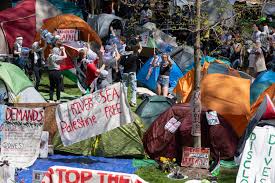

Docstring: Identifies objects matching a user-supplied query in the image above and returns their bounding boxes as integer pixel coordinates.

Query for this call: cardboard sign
[0,106,44,168]
[206,111,220,126]
[56,83,132,146]
[164,117,181,133]
[236,126,275,183]
[181,147,210,169]
[57,29,79,42]
[42,166,147,183]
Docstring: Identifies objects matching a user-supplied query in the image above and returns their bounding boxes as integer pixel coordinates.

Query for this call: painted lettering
[264,157,272,166]
[262,167,271,177]
[98,172,108,183]
[268,134,275,145]
[65,170,80,183]
[243,160,251,169]
[56,168,66,183]
[80,171,92,183]
[108,174,119,183]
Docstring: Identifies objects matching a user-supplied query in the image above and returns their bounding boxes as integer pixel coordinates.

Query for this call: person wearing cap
[120,42,142,107]
[248,40,267,77]
[13,36,24,69]
[47,46,67,103]
[90,70,110,92]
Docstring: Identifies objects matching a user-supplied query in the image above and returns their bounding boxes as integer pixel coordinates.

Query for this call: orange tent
[35,14,102,57]
[200,74,250,137]
[250,84,275,119]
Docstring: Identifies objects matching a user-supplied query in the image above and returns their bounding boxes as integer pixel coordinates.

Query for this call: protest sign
[42,166,147,183]
[181,147,210,169]
[206,111,220,126]
[0,106,44,168]
[236,126,275,183]
[56,82,132,146]
[57,29,79,42]
[140,32,150,47]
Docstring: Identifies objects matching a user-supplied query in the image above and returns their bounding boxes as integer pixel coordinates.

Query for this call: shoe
[55,100,61,103]
[48,100,55,103]
[129,102,137,107]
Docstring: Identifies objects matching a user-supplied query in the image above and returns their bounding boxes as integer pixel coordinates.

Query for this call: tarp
[17,155,138,183]
[137,56,183,92]
[0,62,45,103]
[263,2,275,16]
[0,0,61,54]
[53,113,145,157]
[250,71,275,105]
[135,96,175,129]
[88,14,123,39]
[200,73,250,137]
[143,104,238,161]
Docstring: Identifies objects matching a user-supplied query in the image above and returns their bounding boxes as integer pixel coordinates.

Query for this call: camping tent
[173,61,253,103]
[135,96,175,129]
[143,103,238,161]
[0,62,45,103]
[88,14,123,39]
[53,113,145,157]
[200,73,250,137]
[250,71,275,105]
[137,56,183,92]
[0,0,62,54]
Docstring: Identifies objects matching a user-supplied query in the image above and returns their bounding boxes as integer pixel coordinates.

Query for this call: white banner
[236,126,275,183]
[42,166,147,183]
[0,106,44,168]
[57,29,79,42]
[56,83,132,146]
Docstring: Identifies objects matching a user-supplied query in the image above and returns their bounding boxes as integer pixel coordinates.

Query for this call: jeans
[33,66,41,90]
[49,70,61,100]
[122,72,137,104]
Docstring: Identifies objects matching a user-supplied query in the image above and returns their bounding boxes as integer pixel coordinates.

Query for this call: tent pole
[192,0,201,148]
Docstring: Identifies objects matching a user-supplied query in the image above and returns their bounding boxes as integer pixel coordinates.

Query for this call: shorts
[157,76,169,87]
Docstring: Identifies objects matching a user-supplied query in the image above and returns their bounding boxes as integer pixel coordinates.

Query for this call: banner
[57,29,79,42]
[236,126,275,183]
[56,83,132,146]
[42,166,147,183]
[0,106,44,168]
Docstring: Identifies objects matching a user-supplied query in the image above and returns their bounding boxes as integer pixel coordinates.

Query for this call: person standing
[154,54,173,97]
[13,36,24,69]
[120,43,142,107]
[47,46,67,103]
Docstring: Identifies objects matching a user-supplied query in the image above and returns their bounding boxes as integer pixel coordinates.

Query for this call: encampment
[0,62,45,103]
[0,0,61,54]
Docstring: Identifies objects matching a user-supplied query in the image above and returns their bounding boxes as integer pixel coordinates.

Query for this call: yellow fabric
[201,74,250,137]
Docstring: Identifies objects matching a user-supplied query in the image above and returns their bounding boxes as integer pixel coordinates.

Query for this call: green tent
[135,96,175,129]
[53,113,145,157]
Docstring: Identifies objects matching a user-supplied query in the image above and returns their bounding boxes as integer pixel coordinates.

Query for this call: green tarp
[0,62,32,95]
[53,113,145,157]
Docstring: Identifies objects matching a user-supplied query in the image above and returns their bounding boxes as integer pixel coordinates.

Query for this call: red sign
[181,147,210,169]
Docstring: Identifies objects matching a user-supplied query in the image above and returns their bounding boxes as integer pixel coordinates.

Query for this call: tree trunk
[0,0,12,11]
[192,0,202,148]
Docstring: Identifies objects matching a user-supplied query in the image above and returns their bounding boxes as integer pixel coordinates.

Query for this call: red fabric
[143,104,239,161]
[262,95,275,120]
[0,0,36,51]
[86,63,98,86]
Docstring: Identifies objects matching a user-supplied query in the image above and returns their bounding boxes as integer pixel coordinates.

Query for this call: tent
[263,2,275,17]
[200,73,250,137]
[143,103,238,161]
[0,0,62,54]
[88,14,123,39]
[135,96,175,129]
[250,71,275,105]
[0,62,45,103]
[53,113,145,157]
[173,61,253,103]
[137,56,183,92]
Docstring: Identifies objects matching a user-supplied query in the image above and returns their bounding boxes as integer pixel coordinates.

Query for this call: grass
[39,72,237,182]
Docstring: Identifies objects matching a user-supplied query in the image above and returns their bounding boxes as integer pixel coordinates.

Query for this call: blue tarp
[17,155,137,183]
[250,71,275,105]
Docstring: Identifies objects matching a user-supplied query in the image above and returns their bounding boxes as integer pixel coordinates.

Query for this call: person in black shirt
[120,43,142,107]
[154,53,172,97]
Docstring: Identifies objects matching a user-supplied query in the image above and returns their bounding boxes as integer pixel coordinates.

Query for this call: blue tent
[250,71,275,105]
[137,56,183,92]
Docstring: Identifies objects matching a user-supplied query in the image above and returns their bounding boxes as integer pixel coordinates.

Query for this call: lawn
[39,72,237,182]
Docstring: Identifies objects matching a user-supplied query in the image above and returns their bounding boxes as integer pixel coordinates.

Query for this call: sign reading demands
[181,147,210,169]
[57,29,79,42]
[0,106,44,168]
[236,126,275,183]
[42,166,147,183]
[56,83,132,146]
